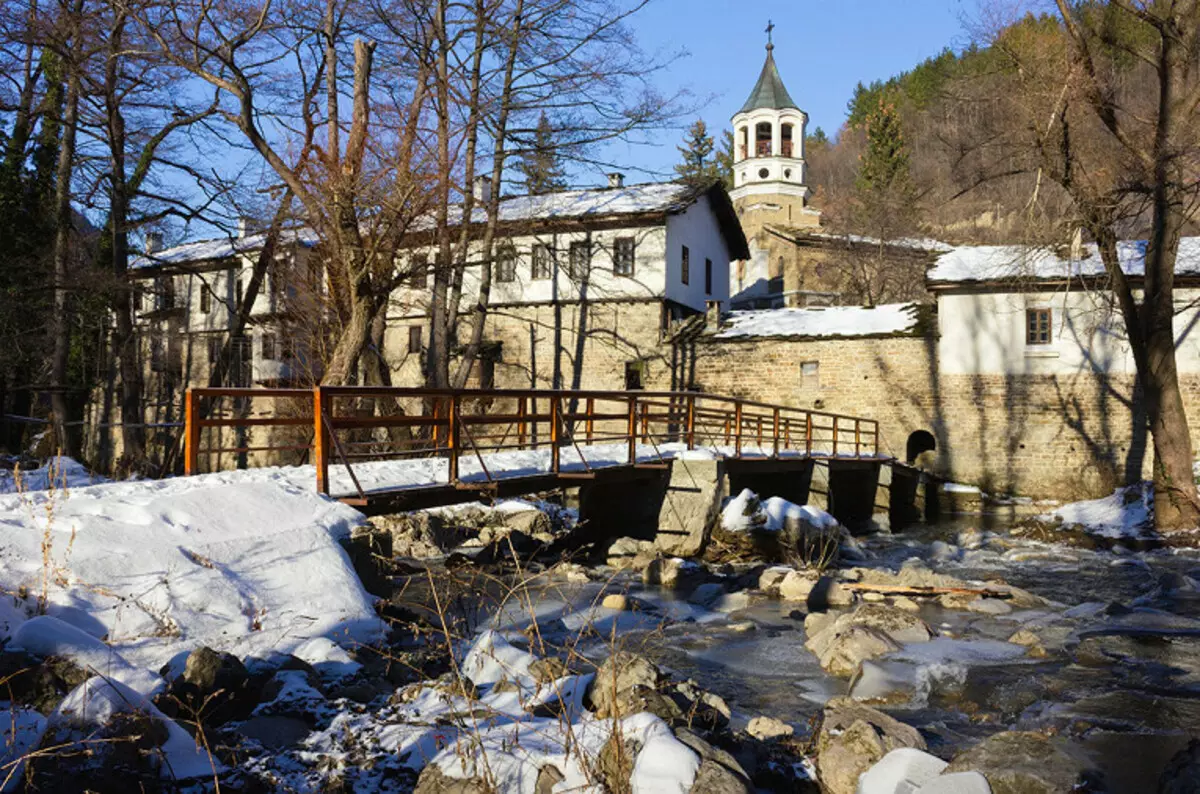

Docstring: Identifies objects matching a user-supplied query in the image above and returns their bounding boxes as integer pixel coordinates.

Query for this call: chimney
[472,175,493,204]
[705,299,722,331]
[608,172,625,189]
[1069,226,1084,260]
[237,216,254,239]
[145,232,163,254]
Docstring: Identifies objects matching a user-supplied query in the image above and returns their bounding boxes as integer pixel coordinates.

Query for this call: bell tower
[729,24,816,230]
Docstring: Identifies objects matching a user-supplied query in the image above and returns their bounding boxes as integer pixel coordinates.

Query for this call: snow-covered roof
[795,231,954,253]
[929,237,1200,285]
[715,302,921,340]
[131,228,319,270]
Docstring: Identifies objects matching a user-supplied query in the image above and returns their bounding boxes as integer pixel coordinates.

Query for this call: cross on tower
[765,20,775,49]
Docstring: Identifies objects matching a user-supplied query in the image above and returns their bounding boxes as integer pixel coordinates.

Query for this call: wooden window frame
[569,240,590,280]
[531,244,552,280]
[261,332,277,361]
[1026,308,1052,345]
[704,258,713,295]
[613,237,635,277]
[199,287,211,314]
[409,253,429,289]
[495,244,517,283]
[408,324,423,354]
[681,245,690,285]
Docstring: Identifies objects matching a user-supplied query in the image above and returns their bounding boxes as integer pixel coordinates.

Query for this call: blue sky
[605,0,972,180]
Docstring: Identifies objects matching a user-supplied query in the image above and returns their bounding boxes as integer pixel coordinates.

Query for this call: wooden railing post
[686,394,696,449]
[640,401,649,444]
[805,413,813,456]
[627,396,637,464]
[517,397,527,449]
[586,397,595,445]
[184,389,200,476]
[833,416,840,456]
[447,394,460,482]
[855,419,861,457]
[313,386,330,495]
[550,396,561,473]
[734,401,743,457]
[772,408,781,458]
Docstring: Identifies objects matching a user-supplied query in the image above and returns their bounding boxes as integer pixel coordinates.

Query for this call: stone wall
[691,333,1200,500]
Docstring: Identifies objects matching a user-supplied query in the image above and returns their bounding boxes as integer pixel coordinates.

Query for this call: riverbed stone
[586,652,664,719]
[413,765,489,793]
[747,715,794,740]
[967,597,1012,615]
[689,583,727,607]
[607,537,657,570]
[779,570,819,601]
[815,697,925,794]
[919,771,992,794]
[601,593,629,611]
[944,731,1087,794]
[644,556,706,589]
[655,459,724,557]
[806,604,932,676]
[891,596,920,612]
[758,565,793,594]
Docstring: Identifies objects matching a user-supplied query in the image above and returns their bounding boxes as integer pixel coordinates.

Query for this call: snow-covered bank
[0,456,108,495]
[0,472,385,671]
[1042,482,1153,539]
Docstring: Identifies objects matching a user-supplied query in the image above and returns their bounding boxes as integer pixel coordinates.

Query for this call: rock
[892,596,920,613]
[857,748,948,794]
[607,537,657,570]
[491,508,554,542]
[957,528,986,550]
[805,604,933,676]
[1160,739,1200,794]
[713,591,753,612]
[1007,629,1041,647]
[944,731,1088,794]
[967,598,1013,616]
[939,592,977,610]
[644,556,706,589]
[413,765,490,793]
[535,764,566,794]
[529,657,569,686]
[674,728,753,793]
[747,715,794,741]
[779,570,819,601]
[930,540,960,561]
[919,771,992,794]
[371,512,462,558]
[183,646,249,694]
[556,562,591,583]
[598,733,640,792]
[815,697,925,794]
[778,508,845,568]
[586,652,663,719]
[656,458,724,557]
[758,566,793,594]
[602,593,630,611]
[862,591,887,603]
[238,714,312,750]
[689,583,727,607]
[728,620,757,633]
[0,650,86,715]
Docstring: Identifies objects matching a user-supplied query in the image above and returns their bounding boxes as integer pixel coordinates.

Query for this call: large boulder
[815,697,925,794]
[607,537,658,571]
[674,728,754,794]
[413,765,490,794]
[586,652,665,719]
[370,512,464,558]
[804,604,932,676]
[656,459,725,557]
[944,731,1089,794]
[645,557,707,590]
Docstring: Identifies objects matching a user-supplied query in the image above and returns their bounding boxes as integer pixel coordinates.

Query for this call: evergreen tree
[516,113,566,195]
[856,96,912,197]
[713,129,735,191]
[674,119,719,185]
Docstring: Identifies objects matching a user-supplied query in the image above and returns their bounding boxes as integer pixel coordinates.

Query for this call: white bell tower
[729,23,810,206]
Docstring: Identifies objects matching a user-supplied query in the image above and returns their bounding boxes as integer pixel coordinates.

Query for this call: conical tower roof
[738,44,798,114]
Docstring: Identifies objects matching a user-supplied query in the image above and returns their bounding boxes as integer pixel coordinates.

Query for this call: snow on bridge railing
[183,386,881,500]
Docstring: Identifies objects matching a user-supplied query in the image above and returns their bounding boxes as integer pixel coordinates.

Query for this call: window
[494,244,516,283]
[408,325,423,354]
[681,245,690,285]
[230,335,252,386]
[261,332,277,361]
[154,276,174,311]
[411,253,430,288]
[1026,308,1052,345]
[801,360,820,391]
[613,237,635,277]
[625,360,644,390]
[199,287,211,314]
[531,244,552,280]
[705,258,713,295]
[281,336,297,361]
[208,336,223,370]
[235,278,244,310]
[569,241,590,279]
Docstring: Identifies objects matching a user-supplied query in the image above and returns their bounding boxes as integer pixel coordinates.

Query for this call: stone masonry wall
[692,334,1200,501]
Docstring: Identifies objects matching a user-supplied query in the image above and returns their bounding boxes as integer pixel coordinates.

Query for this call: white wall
[938,286,1200,376]
[664,193,732,312]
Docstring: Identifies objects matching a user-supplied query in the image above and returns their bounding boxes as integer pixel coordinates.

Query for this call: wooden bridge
[183,386,890,514]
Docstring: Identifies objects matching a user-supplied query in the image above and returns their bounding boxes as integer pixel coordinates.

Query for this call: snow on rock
[51,677,225,779]
[0,456,107,494]
[1,705,47,793]
[461,630,538,689]
[721,487,839,533]
[857,747,949,794]
[11,616,164,697]
[292,637,362,680]
[716,303,920,340]
[0,476,384,671]
[1045,482,1153,538]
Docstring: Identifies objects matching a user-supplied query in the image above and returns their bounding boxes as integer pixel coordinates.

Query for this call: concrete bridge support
[726,459,814,507]
[826,460,882,533]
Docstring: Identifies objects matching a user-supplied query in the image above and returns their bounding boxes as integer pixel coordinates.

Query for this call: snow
[716,302,920,340]
[0,475,385,671]
[51,677,224,780]
[721,487,840,533]
[943,482,981,494]
[0,456,107,495]
[11,617,164,697]
[929,236,1200,284]
[130,227,319,269]
[1045,483,1153,539]
[798,232,954,253]
[857,748,948,794]
[292,637,362,680]
[1,705,46,793]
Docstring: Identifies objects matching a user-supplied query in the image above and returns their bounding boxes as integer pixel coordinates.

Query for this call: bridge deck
[183,387,889,513]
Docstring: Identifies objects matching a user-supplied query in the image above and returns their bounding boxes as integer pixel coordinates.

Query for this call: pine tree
[516,113,567,195]
[674,119,719,186]
[856,96,912,196]
[713,129,735,191]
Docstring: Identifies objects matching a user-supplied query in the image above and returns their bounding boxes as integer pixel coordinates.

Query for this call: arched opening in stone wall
[906,429,936,464]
